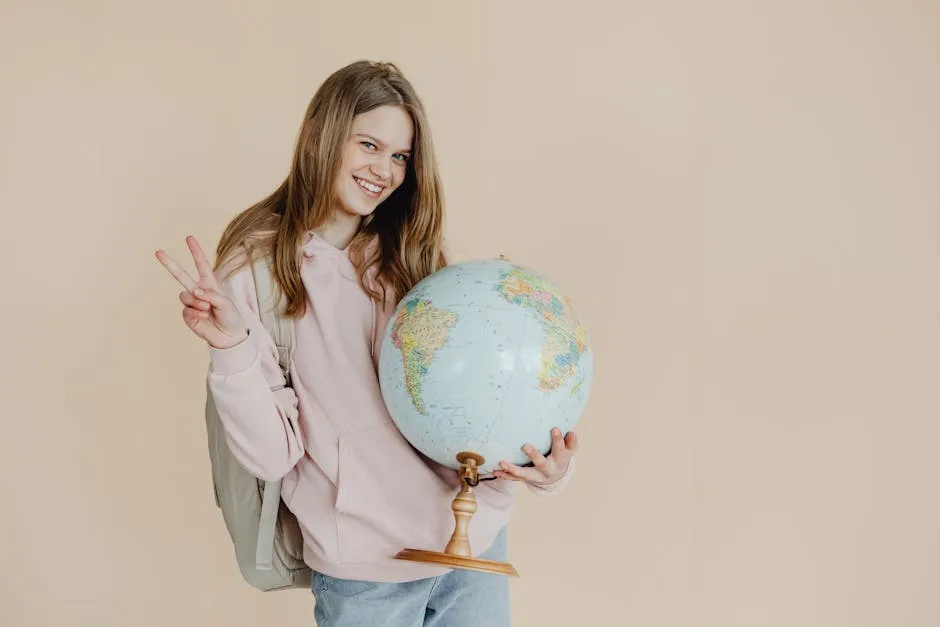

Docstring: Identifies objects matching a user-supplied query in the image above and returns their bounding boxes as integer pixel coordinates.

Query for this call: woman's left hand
[494,428,579,486]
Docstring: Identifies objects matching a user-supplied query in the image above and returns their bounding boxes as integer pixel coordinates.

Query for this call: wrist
[527,458,574,491]
[211,329,249,351]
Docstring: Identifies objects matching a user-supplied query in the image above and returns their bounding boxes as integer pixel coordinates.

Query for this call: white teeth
[356,177,382,193]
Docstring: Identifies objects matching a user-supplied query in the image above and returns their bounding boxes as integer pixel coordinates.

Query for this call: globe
[377,258,594,476]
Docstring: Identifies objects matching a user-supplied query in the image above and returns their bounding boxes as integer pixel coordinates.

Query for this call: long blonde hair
[215,60,447,316]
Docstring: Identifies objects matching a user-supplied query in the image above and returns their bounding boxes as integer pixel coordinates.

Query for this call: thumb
[193,287,230,310]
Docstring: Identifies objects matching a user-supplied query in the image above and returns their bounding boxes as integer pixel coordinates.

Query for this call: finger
[493,470,523,482]
[155,249,197,292]
[521,444,552,473]
[182,306,210,329]
[543,429,576,471]
[549,427,567,453]
[564,430,580,453]
[180,290,211,311]
[192,286,230,310]
[186,236,217,284]
[498,461,539,483]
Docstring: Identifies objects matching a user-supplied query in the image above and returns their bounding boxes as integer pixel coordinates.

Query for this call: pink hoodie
[207,232,573,583]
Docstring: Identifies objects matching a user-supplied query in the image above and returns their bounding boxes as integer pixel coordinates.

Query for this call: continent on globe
[389,296,458,415]
[377,258,594,475]
[496,268,589,393]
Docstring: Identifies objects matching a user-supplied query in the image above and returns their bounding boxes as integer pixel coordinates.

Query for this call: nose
[369,157,391,182]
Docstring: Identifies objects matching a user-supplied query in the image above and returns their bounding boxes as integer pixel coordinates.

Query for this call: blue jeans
[311,528,511,626]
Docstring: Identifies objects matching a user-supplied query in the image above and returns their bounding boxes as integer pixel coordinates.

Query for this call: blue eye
[361,141,377,150]
[393,153,409,162]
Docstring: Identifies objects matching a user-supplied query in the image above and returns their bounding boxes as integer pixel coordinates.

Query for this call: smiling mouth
[354,176,384,195]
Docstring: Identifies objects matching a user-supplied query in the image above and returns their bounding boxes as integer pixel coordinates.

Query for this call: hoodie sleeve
[206,257,305,481]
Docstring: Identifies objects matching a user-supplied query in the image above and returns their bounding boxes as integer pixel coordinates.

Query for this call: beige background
[2,1,938,625]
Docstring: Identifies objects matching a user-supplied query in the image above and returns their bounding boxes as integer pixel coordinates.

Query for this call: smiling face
[334,104,415,220]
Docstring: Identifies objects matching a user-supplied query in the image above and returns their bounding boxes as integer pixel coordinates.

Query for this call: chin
[345,202,380,219]
[350,197,380,216]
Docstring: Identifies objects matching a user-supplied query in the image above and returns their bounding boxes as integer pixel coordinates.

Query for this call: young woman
[156,60,579,626]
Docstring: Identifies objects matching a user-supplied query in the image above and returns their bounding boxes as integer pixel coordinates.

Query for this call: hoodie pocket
[333,422,459,566]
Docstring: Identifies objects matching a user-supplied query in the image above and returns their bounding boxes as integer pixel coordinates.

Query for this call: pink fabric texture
[207,233,573,582]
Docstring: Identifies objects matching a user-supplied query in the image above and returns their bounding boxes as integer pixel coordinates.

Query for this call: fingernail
[194,288,204,296]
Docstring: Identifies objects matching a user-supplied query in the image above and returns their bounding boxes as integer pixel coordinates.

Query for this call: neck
[314,210,361,250]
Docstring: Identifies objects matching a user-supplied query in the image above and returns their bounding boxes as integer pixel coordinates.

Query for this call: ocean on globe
[377,258,594,475]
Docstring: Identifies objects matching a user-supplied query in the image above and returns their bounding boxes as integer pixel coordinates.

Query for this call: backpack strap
[250,252,296,379]
[248,250,296,572]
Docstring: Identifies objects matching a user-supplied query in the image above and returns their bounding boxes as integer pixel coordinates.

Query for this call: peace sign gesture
[155,236,248,350]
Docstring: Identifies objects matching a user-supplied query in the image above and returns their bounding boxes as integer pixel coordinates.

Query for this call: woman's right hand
[155,236,249,350]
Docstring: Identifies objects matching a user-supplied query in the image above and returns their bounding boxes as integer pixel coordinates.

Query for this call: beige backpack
[203,252,311,591]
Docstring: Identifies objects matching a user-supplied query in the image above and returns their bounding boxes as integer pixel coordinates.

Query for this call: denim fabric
[312,527,511,626]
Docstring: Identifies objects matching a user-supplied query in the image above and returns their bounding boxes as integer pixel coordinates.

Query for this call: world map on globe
[378,258,594,474]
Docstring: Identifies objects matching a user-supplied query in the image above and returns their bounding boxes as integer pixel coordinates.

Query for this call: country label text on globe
[378,259,594,474]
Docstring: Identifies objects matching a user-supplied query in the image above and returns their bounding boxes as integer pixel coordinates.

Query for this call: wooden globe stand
[394,452,519,577]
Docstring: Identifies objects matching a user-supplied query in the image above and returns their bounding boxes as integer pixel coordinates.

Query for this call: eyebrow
[355,133,412,154]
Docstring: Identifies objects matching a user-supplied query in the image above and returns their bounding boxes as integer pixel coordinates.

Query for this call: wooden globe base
[394,549,519,577]
[394,452,520,577]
